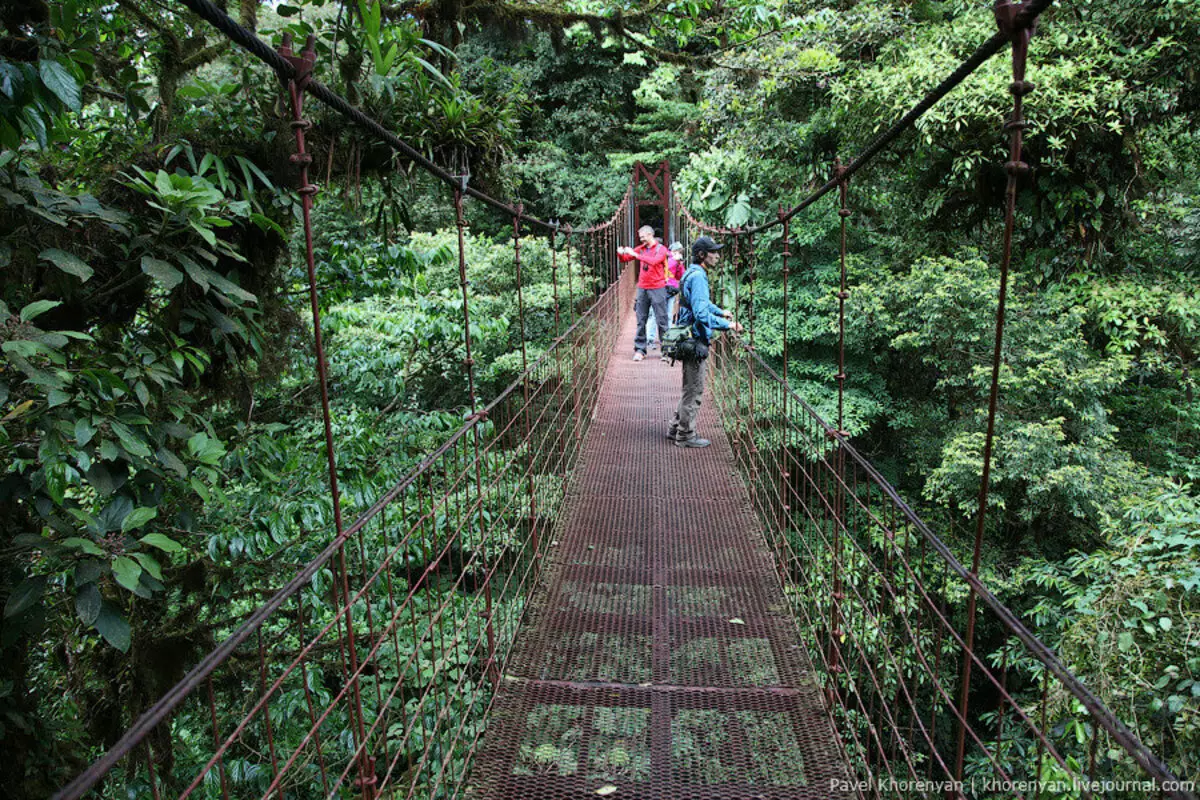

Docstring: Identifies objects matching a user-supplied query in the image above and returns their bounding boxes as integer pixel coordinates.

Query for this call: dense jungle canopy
[1,0,1197,796]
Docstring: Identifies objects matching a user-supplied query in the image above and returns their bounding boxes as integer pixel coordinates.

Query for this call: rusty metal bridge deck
[53,3,1194,798]
[471,311,847,799]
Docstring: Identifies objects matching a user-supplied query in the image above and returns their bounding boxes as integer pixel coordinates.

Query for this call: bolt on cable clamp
[278,32,316,91]
[992,0,1041,37]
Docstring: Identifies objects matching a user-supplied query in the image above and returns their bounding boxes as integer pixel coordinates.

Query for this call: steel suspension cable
[175,0,569,231]
[673,0,1056,237]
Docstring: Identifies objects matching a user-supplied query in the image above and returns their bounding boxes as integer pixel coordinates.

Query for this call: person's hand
[723,310,735,319]
[732,322,744,334]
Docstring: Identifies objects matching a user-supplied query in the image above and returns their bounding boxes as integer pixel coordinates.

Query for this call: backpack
[661,267,706,364]
[661,323,693,364]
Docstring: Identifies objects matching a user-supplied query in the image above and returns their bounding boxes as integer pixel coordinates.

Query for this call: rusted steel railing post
[953,2,1037,788]
[835,158,851,437]
[779,208,791,539]
[731,234,741,344]
[564,227,583,447]
[452,183,499,691]
[143,742,160,800]
[546,221,562,572]
[745,229,759,531]
[512,208,538,566]
[280,33,374,799]
[829,158,852,708]
[550,224,562,340]
[205,676,232,800]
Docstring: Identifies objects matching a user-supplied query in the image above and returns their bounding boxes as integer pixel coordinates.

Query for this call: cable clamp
[279,33,316,92]
[993,0,1040,38]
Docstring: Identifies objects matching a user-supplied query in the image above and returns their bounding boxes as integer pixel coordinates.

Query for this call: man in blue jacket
[668,235,742,448]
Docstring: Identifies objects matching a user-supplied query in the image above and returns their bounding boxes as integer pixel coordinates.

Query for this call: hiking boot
[666,428,680,441]
[675,437,711,449]
[632,351,645,362]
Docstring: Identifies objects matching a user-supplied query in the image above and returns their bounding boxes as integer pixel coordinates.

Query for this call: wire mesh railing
[667,0,1194,795]
[54,2,643,797]
[705,341,1193,798]
[54,0,1197,796]
[55,221,637,800]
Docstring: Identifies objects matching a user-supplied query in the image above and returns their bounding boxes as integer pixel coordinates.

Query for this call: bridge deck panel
[472,312,847,799]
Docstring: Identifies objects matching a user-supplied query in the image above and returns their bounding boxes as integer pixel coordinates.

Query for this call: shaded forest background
[1,0,1197,795]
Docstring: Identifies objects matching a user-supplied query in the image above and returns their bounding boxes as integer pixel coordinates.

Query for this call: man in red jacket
[618,225,671,361]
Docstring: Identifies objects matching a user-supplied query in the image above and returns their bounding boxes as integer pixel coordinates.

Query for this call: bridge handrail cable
[728,340,1184,790]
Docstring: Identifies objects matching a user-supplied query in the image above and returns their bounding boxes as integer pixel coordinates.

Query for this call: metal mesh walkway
[471,310,847,799]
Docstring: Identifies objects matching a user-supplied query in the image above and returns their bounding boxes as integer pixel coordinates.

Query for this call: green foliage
[1,0,1197,792]
[1015,483,1200,779]
[461,25,644,221]
[847,253,1134,531]
[676,147,768,228]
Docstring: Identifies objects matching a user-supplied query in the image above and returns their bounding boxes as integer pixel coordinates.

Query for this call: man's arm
[687,276,731,331]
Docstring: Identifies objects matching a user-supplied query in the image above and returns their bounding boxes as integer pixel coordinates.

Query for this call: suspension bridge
[55,0,1195,798]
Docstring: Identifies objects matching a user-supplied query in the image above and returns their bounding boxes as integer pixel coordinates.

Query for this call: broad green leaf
[3,340,53,359]
[132,552,162,580]
[75,583,101,625]
[176,253,209,291]
[75,560,104,585]
[414,57,453,89]
[154,169,172,195]
[20,299,61,321]
[39,59,81,111]
[248,212,285,235]
[190,475,211,503]
[111,556,142,591]
[204,270,256,303]
[187,432,225,465]
[44,462,66,503]
[156,446,188,478]
[110,421,151,458]
[141,256,184,289]
[4,575,46,618]
[40,248,94,282]
[86,462,118,495]
[62,537,104,556]
[233,155,272,190]
[66,508,100,532]
[188,219,217,246]
[139,533,182,553]
[94,603,131,651]
[75,418,96,447]
[1,398,34,420]
[98,495,133,532]
[121,506,157,532]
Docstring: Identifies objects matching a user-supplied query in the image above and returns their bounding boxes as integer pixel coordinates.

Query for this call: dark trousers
[634,287,669,354]
[672,354,708,440]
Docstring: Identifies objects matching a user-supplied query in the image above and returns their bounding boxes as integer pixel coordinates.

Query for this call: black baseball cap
[692,235,725,254]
